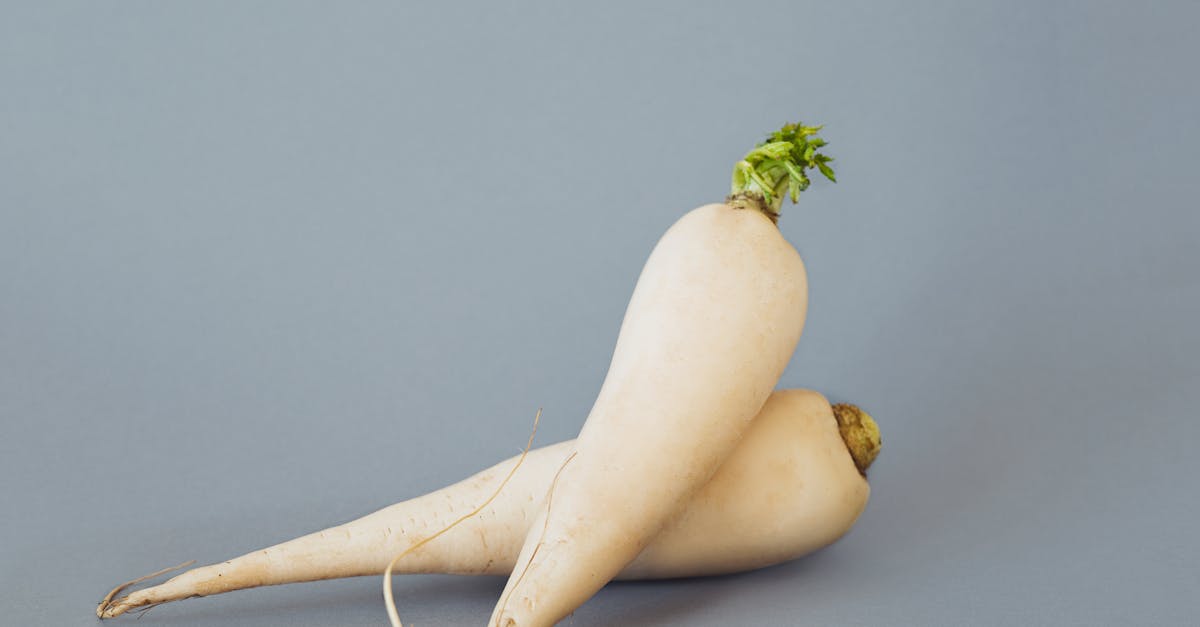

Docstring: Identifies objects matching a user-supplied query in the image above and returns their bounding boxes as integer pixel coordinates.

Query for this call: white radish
[96,389,878,619]
[490,122,835,626]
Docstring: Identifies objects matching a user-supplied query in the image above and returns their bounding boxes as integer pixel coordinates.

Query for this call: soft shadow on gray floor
[104,575,503,626]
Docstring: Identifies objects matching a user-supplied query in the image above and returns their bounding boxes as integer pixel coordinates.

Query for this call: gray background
[2,1,1197,625]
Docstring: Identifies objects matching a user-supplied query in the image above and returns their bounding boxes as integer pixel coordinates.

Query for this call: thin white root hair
[384,408,544,627]
[493,450,577,626]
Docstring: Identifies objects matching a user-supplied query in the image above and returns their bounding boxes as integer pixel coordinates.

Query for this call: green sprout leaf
[729,120,837,219]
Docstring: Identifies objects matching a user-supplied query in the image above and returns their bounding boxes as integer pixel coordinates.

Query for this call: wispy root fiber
[96,560,194,618]
[384,408,544,627]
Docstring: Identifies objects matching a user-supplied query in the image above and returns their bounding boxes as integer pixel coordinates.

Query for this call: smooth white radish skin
[97,390,879,619]
[622,390,874,579]
[490,203,808,626]
[491,122,837,626]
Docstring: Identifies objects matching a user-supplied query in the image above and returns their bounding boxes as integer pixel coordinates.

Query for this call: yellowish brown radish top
[832,403,882,475]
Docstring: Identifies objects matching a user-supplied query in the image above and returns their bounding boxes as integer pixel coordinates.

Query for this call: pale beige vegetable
[97,389,878,619]
[491,123,834,626]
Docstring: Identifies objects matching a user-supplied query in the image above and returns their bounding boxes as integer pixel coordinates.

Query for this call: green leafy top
[728,122,836,222]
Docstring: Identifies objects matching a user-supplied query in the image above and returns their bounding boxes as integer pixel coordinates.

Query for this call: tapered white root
[97,436,574,619]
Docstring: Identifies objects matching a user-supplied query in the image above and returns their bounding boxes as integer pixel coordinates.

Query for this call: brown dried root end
[96,560,194,619]
[831,403,881,476]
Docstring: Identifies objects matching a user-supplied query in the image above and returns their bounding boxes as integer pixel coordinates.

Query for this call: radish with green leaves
[96,122,846,625]
[490,123,837,626]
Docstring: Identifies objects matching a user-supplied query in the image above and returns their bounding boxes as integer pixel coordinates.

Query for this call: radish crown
[831,403,881,476]
[728,122,836,222]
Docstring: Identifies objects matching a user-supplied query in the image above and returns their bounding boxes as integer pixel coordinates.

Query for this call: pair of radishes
[98,122,879,626]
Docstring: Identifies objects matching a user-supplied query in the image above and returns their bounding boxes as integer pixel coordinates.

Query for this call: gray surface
[2,1,1198,625]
